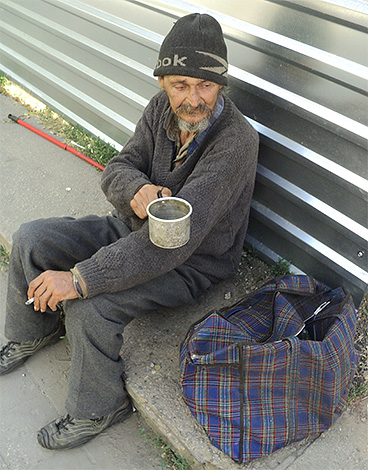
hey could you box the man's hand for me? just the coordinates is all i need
[130,184,172,219]
[27,271,78,312]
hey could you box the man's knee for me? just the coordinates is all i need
[12,220,37,247]
[12,218,58,251]
[64,298,109,338]
[64,297,124,357]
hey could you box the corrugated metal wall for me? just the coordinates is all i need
[1,0,367,303]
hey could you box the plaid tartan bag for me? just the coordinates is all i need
[179,275,359,463]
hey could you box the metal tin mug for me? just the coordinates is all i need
[147,197,192,249]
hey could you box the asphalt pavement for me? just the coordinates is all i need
[0,93,366,470]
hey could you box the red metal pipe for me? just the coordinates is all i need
[8,114,106,171]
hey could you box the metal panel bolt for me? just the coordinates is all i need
[357,251,365,258]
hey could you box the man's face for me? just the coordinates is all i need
[158,75,222,125]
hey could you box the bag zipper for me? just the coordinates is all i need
[294,300,331,337]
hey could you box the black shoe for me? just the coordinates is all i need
[37,396,133,450]
[0,322,65,375]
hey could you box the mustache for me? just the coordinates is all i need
[176,102,212,117]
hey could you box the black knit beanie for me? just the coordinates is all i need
[153,13,228,86]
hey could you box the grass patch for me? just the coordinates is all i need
[0,245,10,270]
[258,257,293,282]
[348,381,367,404]
[62,124,118,167]
[138,427,193,470]
[242,248,293,283]
[1,73,119,168]
[349,294,368,404]
[269,257,293,277]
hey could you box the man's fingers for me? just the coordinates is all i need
[27,274,45,300]
[131,184,172,219]
[45,292,60,312]
[31,284,47,312]
[37,290,52,313]
[130,198,148,219]
[161,187,172,198]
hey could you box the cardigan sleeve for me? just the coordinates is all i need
[100,94,161,217]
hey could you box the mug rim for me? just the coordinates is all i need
[147,196,192,223]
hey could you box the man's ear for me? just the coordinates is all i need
[158,76,165,90]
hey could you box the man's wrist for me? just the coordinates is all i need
[70,267,88,299]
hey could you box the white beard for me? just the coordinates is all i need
[176,115,211,133]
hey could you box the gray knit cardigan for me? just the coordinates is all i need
[75,91,259,298]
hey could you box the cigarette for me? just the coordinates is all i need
[25,297,35,305]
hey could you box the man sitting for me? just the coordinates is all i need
[0,13,259,450]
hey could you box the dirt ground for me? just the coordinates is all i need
[352,294,368,402]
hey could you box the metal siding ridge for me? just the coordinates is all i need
[317,0,368,15]
[43,0,163,45]
[256,164,368,242]
[250,201,368,286]
[0,21,150,110]
[247,118,368,194]
[1,44,137,134]
[231,66,368,140]
[0,64,123,151]
[0,1,156,78]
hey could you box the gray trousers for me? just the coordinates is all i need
[5,215,212,419]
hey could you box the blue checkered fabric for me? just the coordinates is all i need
[179,275,359,463]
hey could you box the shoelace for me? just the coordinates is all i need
[55,414,103,431]
[0,342,20,358]
[56,414,75,431]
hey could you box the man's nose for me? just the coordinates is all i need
[186,87,201,107]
